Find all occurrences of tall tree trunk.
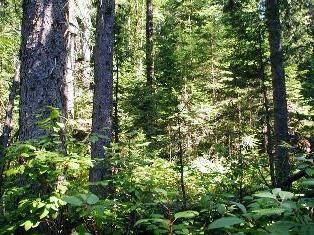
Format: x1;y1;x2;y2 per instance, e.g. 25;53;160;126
258;27;275;187
19;0;68;141
79;0;92;88
64;0;77;119
114;56;119;143
145;0;154;137
90;0;115;195
0;60;20;187
146;0;153;89
265;0;290;189
1;60;20;148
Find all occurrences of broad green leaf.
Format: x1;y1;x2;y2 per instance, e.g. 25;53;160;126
217;203;226;214
63;196;83;207
208;216;244;229
174;210;199;219
39;208;49;219
272;188;281;196
21;220;33;231
266;221;296;235
134;219;150;226
282;201;297;211
150;218;170;229
230;201;247;214
305;168;314;176
279;191;294;200
254;191;277;199
252;208;284;216
86;193;99;205
302;179;314;186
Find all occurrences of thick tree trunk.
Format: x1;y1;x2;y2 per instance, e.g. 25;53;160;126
19;0;68;141
90;0;115;195
265;0;290;189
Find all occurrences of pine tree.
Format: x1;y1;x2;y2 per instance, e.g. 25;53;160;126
90;0;115;195
19;0;69;140
265;0;290;188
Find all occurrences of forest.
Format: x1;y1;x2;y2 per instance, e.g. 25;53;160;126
0;0;313;234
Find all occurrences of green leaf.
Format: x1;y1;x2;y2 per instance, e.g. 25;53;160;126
254;191;277;199
21;220;33;231
86;193;99;205
305;168;314;176
272;188;281;196
63;196;83;207
266;221;296;235
230;201;247;214
278;191;294;200
150;218;170;229
252;208;284;216
302;179;314;186
208;216;244;229
50;109;60;119
134;219;150;226
39;208;49;219
174;210;199;219
217;204;226;214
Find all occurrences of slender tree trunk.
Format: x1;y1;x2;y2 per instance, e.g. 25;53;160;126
114;56;119;143
177;118;187;210
2;60;20;148
19;0;68;141
144;0;154;137
0;60;20;188
146;0;153;85
80;0;92;88
64;0;77;119
90;0;115;195
258;27;275;187
265;0;290;189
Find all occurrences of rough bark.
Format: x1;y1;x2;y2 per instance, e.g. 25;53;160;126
1;60;20;148
63;0;77;119
19;0;68;141
78;0;92;88
90;0;115;194
265;0;290;188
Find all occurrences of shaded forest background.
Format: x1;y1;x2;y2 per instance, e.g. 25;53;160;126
0;0;313;234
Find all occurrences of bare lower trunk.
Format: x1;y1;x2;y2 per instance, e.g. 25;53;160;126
177;119;186;210
63;0;77;119
0;60;20;187
1;60;20;148
79;0;92;88
19;0;68;141
258;28;275;187
266;0;290;189
114;56;119;143
145;0;154;137
90;0;115;196
146;0;153;90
